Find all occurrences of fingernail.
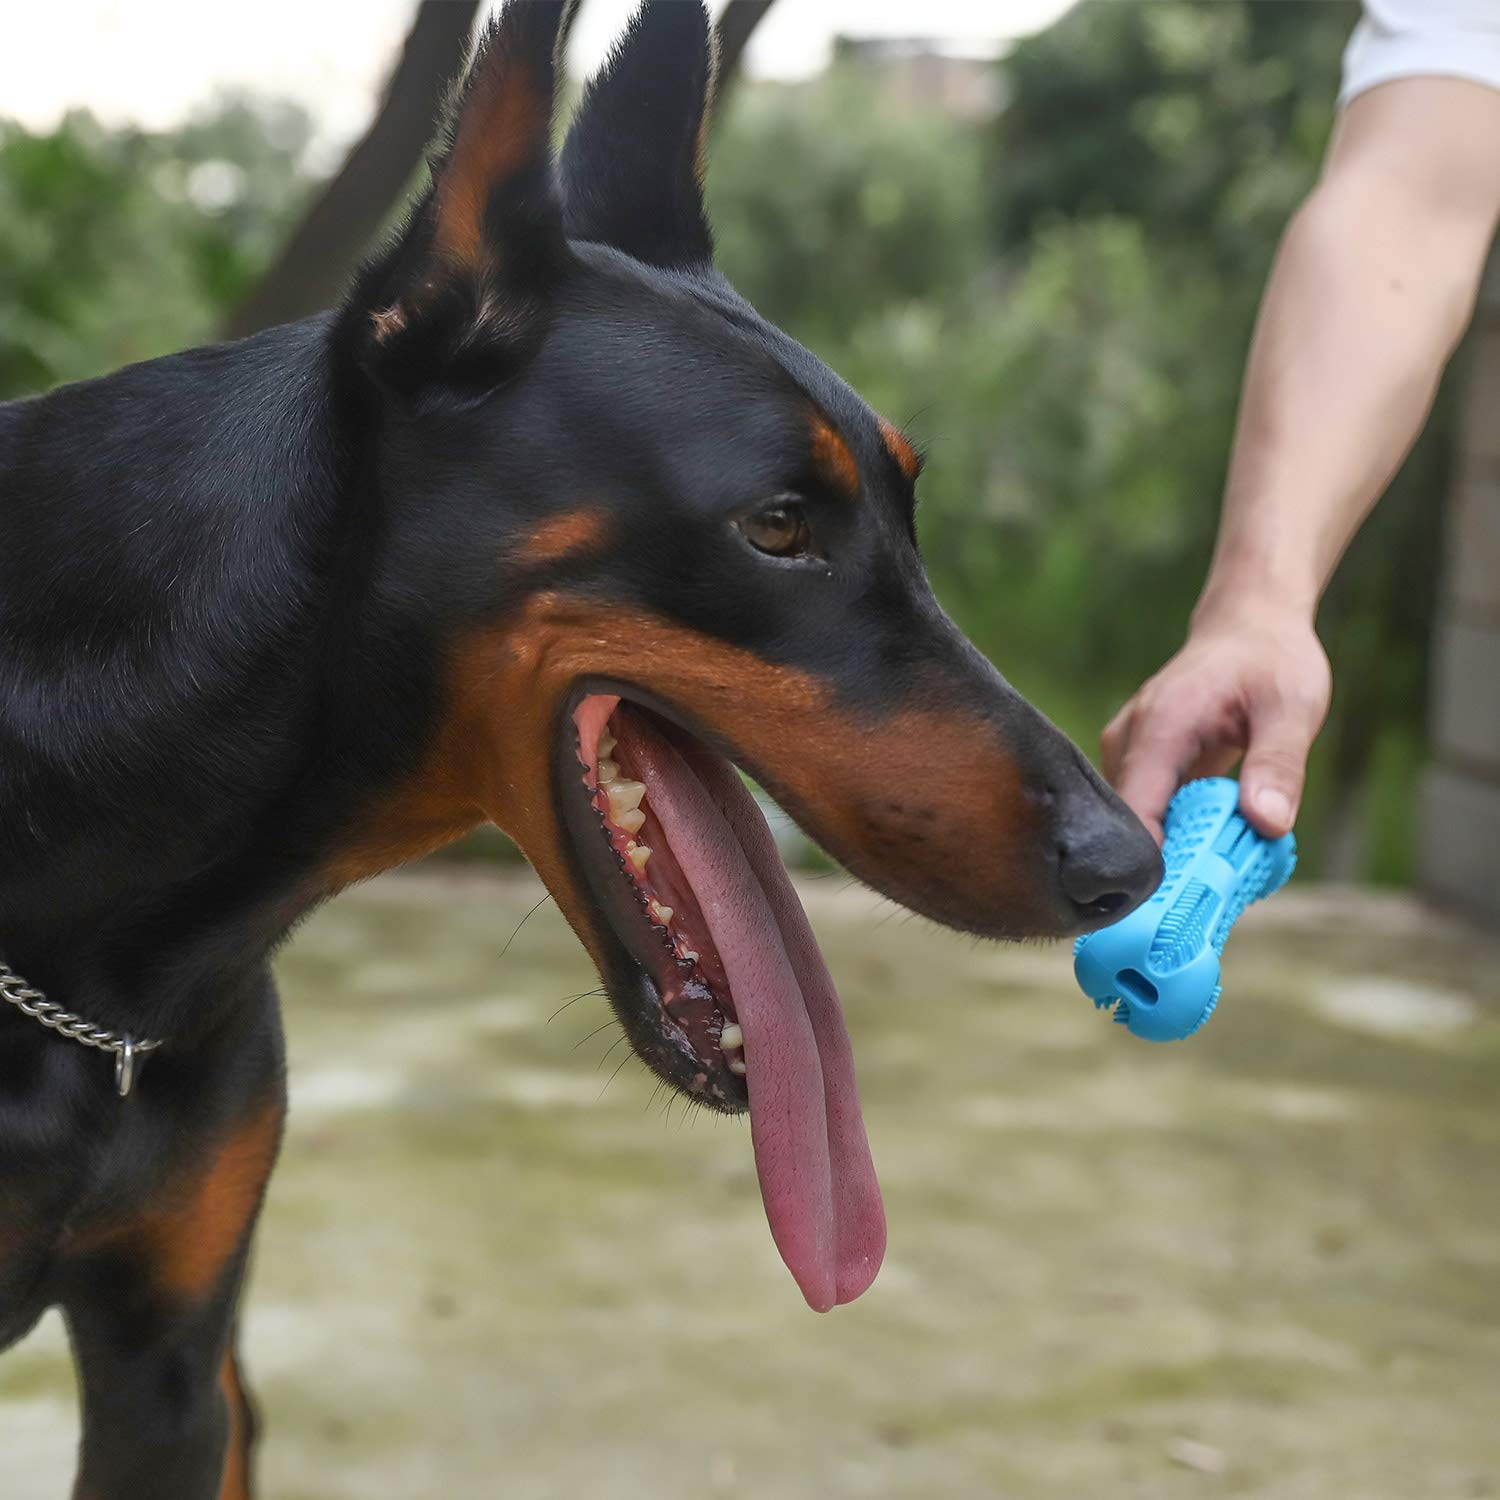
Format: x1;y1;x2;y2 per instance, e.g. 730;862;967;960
1254;788;1292;830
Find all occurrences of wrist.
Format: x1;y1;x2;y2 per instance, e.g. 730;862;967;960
1190;564;1320;637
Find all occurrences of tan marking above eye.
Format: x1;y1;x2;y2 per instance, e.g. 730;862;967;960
878;419;921;484
515;509;610;567
809;415;860;498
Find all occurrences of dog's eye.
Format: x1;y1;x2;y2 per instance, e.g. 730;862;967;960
738;501;812;558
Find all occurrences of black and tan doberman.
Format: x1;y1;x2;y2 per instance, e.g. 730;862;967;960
0;4;1160;1495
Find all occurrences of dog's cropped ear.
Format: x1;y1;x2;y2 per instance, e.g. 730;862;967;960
350;0;578;395
560;0;716;270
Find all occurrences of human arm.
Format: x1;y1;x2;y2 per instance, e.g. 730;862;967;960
1104;76;1500;841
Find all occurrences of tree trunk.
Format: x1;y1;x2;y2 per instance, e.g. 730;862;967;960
226;0;481;338
714;0;779;110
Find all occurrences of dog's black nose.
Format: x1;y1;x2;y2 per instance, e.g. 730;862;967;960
1057;815;1163;928
1050;752;1163;931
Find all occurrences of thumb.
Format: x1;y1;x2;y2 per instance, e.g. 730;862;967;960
1239;696;1320;837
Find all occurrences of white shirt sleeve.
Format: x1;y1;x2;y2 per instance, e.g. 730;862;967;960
1342;0;1500;105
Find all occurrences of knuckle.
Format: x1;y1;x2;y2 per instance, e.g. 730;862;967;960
1248;746;1307;784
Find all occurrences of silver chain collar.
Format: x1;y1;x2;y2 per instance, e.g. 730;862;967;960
0;958;161;1097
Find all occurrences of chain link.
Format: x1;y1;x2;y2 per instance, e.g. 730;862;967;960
0;957;161;1095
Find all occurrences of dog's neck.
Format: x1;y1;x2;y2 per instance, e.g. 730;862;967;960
0;319;435;1046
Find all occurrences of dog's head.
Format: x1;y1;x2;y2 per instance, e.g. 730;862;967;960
333;0;1160;1310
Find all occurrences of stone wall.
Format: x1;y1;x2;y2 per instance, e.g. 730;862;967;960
1420;252;1500;925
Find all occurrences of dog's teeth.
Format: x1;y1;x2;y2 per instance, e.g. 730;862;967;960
729;1059;747;1076
719;1022;743;1051
606;780;645;820
617;808;646;835
626;842;651;873
649;900;673;925
679;949;699;963
597;758;619;784
598;728;617;757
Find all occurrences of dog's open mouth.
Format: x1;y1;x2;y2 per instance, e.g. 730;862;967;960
562;692;886;1311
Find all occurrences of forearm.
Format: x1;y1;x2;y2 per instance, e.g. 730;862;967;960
1107;79;1500;838
1199;79;1500;628
1203;185;1476;617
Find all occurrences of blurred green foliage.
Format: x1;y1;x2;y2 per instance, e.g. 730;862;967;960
0;96;311;394
0;0;1448;880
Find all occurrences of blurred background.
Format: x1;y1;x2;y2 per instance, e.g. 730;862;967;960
3;3;1498;1497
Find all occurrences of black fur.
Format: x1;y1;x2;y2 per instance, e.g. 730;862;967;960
0;5;1159;1494
561;0;718;267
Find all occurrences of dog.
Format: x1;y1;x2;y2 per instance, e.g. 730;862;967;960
0;4;1161;1495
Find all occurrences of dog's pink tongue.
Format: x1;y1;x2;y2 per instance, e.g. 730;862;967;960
689;749;886;1307
631;731;885;1312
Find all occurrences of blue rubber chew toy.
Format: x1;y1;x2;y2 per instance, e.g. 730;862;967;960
1073;777;1296;1042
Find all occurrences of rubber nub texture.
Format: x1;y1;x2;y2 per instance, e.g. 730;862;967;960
1072;778;1296;1042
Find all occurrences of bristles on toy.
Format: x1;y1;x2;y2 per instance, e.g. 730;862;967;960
1072;778;1296;1042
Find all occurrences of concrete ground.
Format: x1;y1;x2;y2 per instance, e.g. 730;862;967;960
5;869;1499;1499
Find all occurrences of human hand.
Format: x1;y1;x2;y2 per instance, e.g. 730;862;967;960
1101;602;1331;844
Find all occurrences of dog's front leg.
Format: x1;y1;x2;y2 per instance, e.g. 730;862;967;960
59;1091;283;1500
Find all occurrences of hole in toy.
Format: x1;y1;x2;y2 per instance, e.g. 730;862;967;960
1116;969;1159;1007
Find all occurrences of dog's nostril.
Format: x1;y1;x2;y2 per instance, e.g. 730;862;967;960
1056;826;1163;921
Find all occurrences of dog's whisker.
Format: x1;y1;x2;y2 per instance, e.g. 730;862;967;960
595;1034;629;1072
548;987;604;1024
572;1019;618;1052
596;1052;635;1102
497;892;553;962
